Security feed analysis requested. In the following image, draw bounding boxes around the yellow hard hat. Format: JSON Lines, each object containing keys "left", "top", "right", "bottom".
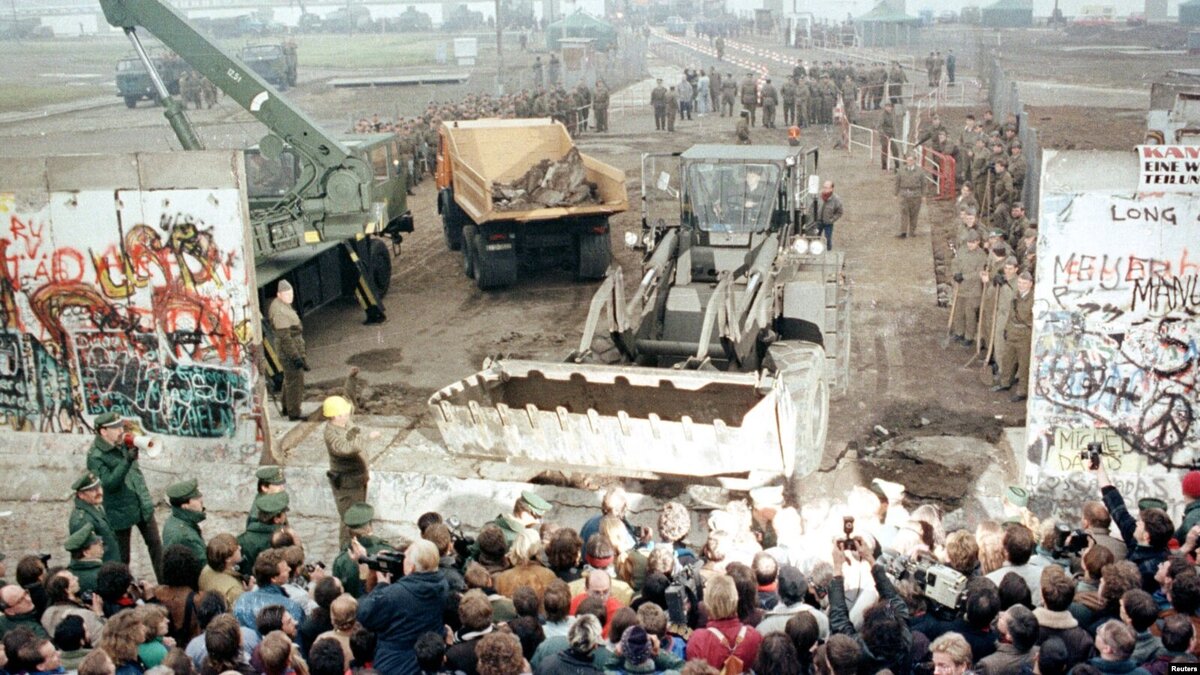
{"left": 323, "top": 396, "right": 353, "bottom": 418}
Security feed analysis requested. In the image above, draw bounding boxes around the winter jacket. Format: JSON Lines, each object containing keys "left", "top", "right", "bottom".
{"left": 357, "top": 571, "right": 449, "bottom": 675}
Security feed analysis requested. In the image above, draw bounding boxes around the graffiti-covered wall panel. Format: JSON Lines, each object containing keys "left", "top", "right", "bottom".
{"left": 0, "top": 152, "right": 258, "bottom": 439}
{"left": 1028, "top": 151, "right": 1199, "bottom": 511}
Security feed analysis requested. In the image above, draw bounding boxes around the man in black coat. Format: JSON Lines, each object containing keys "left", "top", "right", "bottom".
{"left": 356, "top": 540, "right": 448, "bottom": 675}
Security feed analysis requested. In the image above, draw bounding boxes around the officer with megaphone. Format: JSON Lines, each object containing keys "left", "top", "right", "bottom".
{"left": 85, "top": 412, "right": 162, "bottom": 582}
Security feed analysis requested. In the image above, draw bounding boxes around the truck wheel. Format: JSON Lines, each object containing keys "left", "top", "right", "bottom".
{"left": 473, "top": 233, "right": 517, "bottom": 290}
{"left": 367, "top": 238, "right": 392, "bottom": 296}
{"left": 576, "top": 229, "right": 611, "bottom": 280}
{"left": 765, "top": 341, "right": 829, "bottom": 478}
{"left": 442, "top": 194, "right": 468, "bottom": 252}
{"left": 124, "top": 96, "right": 138, "bottom": 109}
{"left": 461, "top": 224, "right": 478, "bottom": 278}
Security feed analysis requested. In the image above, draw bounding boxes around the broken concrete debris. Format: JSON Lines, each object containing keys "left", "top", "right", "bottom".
{"left": 492, "top": 147, "right": 600, "bottom": 210}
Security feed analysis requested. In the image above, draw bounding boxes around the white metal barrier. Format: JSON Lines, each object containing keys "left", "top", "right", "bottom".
{"left": 847, "top": 123, "right": 875, "bottom": 160}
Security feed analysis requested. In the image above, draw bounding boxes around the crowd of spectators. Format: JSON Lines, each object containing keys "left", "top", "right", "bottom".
{"left": 4, "top": 457, "right": 1200, "bottom": 675}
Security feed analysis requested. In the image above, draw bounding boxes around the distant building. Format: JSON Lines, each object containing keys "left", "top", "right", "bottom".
{"left": 855, "top": 1, "right": 921, "bottom": 47}
{"left": 1182, "top": 0, "right": 1200, "bottom": 24}
{"left": 981, "top": 0, "right": 1034, "bottom": 27}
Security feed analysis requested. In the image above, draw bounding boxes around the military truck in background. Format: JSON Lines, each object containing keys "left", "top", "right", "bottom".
{"left": 115, "top": 49, "right": 187, "bottom": 107}
{"left": 239, "top": 42, "right": 298, "bottom": 90}
{"left": 430, "top": 145, "right": 850, "bottom": 486}
{"left": 393, "top": 7, "right": 435, "bottom": 32}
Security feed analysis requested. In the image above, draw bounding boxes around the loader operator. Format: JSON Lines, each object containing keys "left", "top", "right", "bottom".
{"left": 710, "top": 166, "right": 771, "bottom": 231}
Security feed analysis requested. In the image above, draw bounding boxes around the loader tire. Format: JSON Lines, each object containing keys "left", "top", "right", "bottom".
{"left": 124, "top": 96, "right": 139, "bottom": 108}
{"left": 367, "top": 238, "right": 392, "bottom": 296}
{"left": 473, "top": 233, "right": 517, "bottom": 290}
{"left": 765, "top": 340, "right": 829, "bottom": 478}
{"left": 576, "top": 228, "right": 611, "bottom": 280}
{"left": 461, "top": 224, "right": 478, "bottom": 278}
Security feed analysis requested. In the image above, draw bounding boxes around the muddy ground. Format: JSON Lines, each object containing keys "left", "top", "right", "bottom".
{"left": 0, "top": 23, "right": 1177, "bottom": 507}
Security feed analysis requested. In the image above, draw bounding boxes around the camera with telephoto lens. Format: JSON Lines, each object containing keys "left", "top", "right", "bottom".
{"left": 665, "top": 561, "right": 705, "bottom": 625}
{"left": 446, "top": 517, "right": 475, "bottom": 561}
{"left": 79, "top": 590, "right": 94, "bottom": 606}
{"left": 362, "top": 551, "right": 405, "bottom": 576}
{"left": 880, "top": 552, "right": 968, "bottom": 611}
{"left": 1079, "top": 441, "right": 1103, "bottom": 470}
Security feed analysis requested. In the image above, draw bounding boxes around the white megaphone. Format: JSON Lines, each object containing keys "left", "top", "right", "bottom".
{"left": 124, "top": 433, "right": 162, "bottom": 459}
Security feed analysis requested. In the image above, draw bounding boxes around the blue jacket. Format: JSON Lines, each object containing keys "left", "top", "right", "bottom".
{"left": 232, "top": 584, "right": 305, "bottom": 634}
{"left": 357, "top": 571, "right": 448, "bottom": 675}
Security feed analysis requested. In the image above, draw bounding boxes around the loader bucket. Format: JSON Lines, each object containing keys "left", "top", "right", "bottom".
{"left": 428, "top": 358, "right": 822, "bottom": 479}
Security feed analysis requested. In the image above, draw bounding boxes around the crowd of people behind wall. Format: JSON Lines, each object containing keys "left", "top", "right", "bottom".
{"left": 6, "top": 409, "right": 1200, "bottom": 675}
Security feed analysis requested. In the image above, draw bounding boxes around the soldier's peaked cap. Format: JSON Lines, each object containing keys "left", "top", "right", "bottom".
{"left": 255, "top": 491, "right": 290, "bottom": 516}
{"left": 344, "top": 502, "right": 374, "bottom": 528}
{"left": 64, "top": 523, "right": 99, "bottom": 553}
{"left": 519, "top": 491, "right": 551, "bottom": 516}
{"left": 72, "top": 471, "right": 100, "bottom": 492}
{"left": 256, "top": 465, "right": 286, "bottom": 485}
{"left": 94, "top": 412, "right": 123, "bottom": 429}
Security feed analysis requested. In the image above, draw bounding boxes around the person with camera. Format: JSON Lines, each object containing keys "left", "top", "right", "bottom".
{"left": 68, "top": 472, "right": 120, "bottom": 565}
{"left": 827, "top": 538, "right": 913, "bottom": 675}
{"left": 355, "top": 539, "right": 449, "bottom": 674}
{"left": 332, "top": 503, "right": 394, "bottom": 599}
{"left": 65, "top": 525, "right": 107, "bottom": 596}
{"left": 757, "top": 565, "right": 830, "bottom": 640}
{"left": 984, "top": 524, "right": 1043, "bottom": 605}
{"left": 86, "top": 412, "right": 162, "bottom": 583}
{"left": 1080, "top": 501, "right": 1128, "bottom": 562}
{"left": 1092, "top": 459, "right": 1173, "bottom": 593}
{"left": 40, "top": 570, "right": 105, "bottom": 645}
{"left": 161, "top": 479, "right": 207, "bottom": 565}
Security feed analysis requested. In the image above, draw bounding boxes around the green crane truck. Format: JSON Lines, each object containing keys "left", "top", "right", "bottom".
{"left": 98, "top": 0, "right": 412, "bottom": 375}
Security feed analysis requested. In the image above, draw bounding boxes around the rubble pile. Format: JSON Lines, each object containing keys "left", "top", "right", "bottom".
{"left": 492, "top": 147, "right": 600, "bottom": 211}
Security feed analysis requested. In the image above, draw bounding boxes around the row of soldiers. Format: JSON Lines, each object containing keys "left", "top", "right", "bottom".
{"left": 792, "top": 58, "right": 908, "bottom": 111}
{"left": 947, "top": 193, "right": 1039, "bottom": 403}
{"left": 177, "top": 70, "right": 219, "bottom": 110}
{"left": 351, "top": 81, "right": 613, "bottom": 186}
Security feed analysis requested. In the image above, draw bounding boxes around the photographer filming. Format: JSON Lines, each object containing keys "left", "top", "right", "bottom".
{"left": 86, "top": 411, "right": 161, "bottom": 582}
{"left": 355, "top": 539, "right": 448, "bottom": 675}
{"left": 1091, "top": 453, "right": 1173, "bottom": 593}
{"left": 828, "top": 538, "right": 913, "bottom": 675}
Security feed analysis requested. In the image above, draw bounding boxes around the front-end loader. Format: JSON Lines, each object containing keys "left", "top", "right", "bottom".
{"left": 429, "top": 145, "right": 850, "bottom": 484}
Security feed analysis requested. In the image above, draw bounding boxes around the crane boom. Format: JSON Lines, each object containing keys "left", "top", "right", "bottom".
{"left": 99, "top": 0, "right": 373, "bottom": 239}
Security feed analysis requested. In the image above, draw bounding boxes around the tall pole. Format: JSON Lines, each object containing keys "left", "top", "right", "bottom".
{"left": 496, "top": 0, "right": 505, "bottom": 94}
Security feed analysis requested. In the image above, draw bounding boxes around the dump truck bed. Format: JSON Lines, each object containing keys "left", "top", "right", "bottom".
{"left": 442, "top": 118, "right": 628, "bottom": 224}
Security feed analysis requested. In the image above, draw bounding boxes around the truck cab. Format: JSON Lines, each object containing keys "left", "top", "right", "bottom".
{"left": 115, "top": 51, "right": 184, "bottom": 107}
{"left": 239, "top": 44, "right": 291, "bottom": 89}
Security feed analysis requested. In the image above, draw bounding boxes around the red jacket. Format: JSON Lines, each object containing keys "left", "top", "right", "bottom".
{"left": 685, "top": 617, "right": 763, "bottom": 671}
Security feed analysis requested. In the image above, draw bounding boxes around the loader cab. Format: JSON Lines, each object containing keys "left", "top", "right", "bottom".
{"left": 673, "top": 145, "right": 817, "bottom": 284}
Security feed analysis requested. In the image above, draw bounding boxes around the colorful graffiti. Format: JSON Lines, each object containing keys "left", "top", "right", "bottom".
{"left": 0, "top": 180, "right": 255, "bottom": 438}
{"left": 1029, "top": 174, "right": 1200, "bottom": 509}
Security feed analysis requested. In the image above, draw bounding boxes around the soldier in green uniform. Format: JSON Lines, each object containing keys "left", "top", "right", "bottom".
{"left": 878, "top": 102, "right": 896, "bottom": 171}
{"left": 486, "top": 491, "right": 551, "bottom": 551}
{"left": 269, "top": 280, "right": 307, "bottom": 421}
{"left": 971, "top": 137, "right": 990, "bottom": 200}
{"left": 720, "top": 73, "right": 737, "bottom": 118}
{"left": 895, "top": 153, "right": 925, "bottom": 238}
{"left": 650, "top": 79, "right": 667, "bottom": 131}
{"left": 760, "top": 78, "right": 778, "bottom": 129}
{"left": 950, "top": 231, "right": 988, "bottom": 346}
{"left": 68, "top": 471, "right": 120, "bottom": 564}
{"left": 665, "top": 86, "right": 678, "bottom": 132}
{"left": 323, "top": 396, "right": 380, "bottom": 548}
{"left": 65, "top": 524, "right": 105, "bottom": 596}
{"left": 247, "top": 465, "right": 287, "bottom": 526}
{"left": 1008, "top": 141, "right": 1027, "bottom": 197}
{"left": 735, "top": 110, "right": 751, "bottom": 145}
{"left": 1006, "top": 202, "right": 1030, "bottom": 248}
{"left": 989, "top": 158, "right": 1015, "bottom": 227}
{"left": 331, "top": 503, "right": 393, "bottom": 598}
{"left": 161, "top": 478, "right": 207, "bottom": 563}
{"left": 739, "top": 72, "right": 758, "bottom": 127}
{"left": 86, "top": 411, "right": 161, "bottom": 581}
{"left": 780, "top": 76, "right": 797, "bottom": 127}
{"left": 237, "top": 492, "right": 289, "bottom": 577}
{"left": 593, "top": 80, "right": 609, "bottom": 132}
{"left": 993, "top": 272, "right": 1035, "bottom": 402}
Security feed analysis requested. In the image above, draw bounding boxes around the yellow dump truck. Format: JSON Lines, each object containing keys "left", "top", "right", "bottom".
{"left": 436, "top": 118, "right": 629, "bottom": 290}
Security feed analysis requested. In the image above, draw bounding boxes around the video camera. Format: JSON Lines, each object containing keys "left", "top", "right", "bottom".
{"left": 1052, "top": 524, "right": 1089, "bottom": 559}
{"left": 880, "top": 552, "right": 967, "bottom": 611}
{"left": 1079, "top": 441, "right": 1102, "bottom": 470}
{"left": 362, "top": 551, "right": 405, "bottom": 577}
{"left": 665, "top": 561, "right": 704, "bottom": 626}
{"left": 446, "top": 517, "right": 475, "bottom": 561}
